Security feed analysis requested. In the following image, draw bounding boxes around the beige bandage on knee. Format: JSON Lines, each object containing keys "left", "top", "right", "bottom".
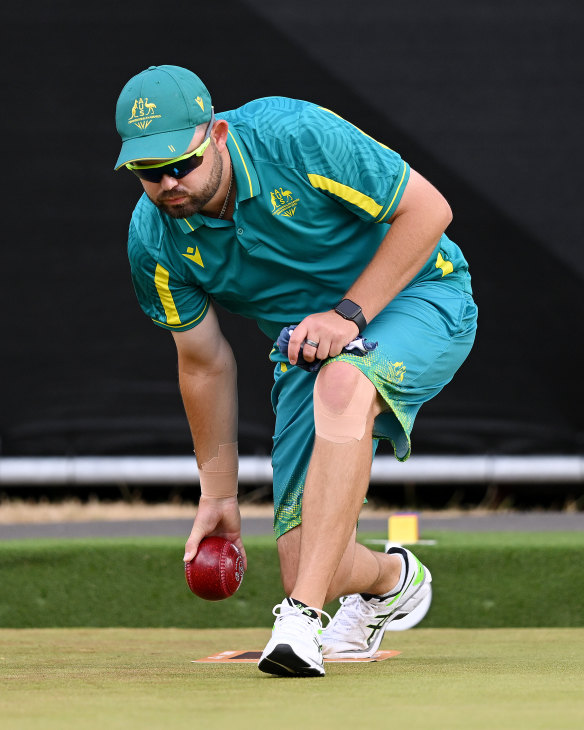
{"left": 197, "top": 442, "right": 239, "bottom": 498}
{"left": 313, "top": 375, "right": 375, "bottom": 444}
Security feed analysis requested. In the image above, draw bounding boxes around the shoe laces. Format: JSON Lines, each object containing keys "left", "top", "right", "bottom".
{"left": 272, "top": 601, "right": 332, "bottom": 636}
{"left": 327, "top": 594, "right": 379, "bottom": 634}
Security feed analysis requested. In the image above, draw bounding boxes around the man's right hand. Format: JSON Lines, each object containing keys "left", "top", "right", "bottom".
{"left": 183, "top": 495, "right": 247, "bottom": 569}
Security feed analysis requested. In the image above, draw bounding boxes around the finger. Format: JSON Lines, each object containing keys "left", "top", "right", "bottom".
{"left": 302, "top": 338, "right": 319, "bottom": 362}
{"left": 329, "top": 335, "right": 349, "bottom": 357}
{"left": 288, "top": 324, "right": 307, "bottom": 365}
{"left": 314, "top": 336, "right": 333, "bottom": 361}
{"left": 183, "top": 523, "right": 210, "bottom": 562}
{"left": 329, "top": 324, "right": 358, "bottom": 357}
{"left": 234, "top": 538, "right": 248, "bottom": 571}
{"left": 183, "top": 540, "right": 201, "bottom": 563}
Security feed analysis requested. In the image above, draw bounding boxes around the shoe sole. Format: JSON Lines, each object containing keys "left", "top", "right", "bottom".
{"left": 323, "top": 572, "right": 433, "bottom": 659}
{"left": 258, "top": 644, "right": 325, "bottom": 677}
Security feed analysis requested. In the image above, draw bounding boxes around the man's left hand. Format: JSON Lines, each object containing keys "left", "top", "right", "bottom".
{"left": 287, "top": 310, "right": 359, "bottom": 365}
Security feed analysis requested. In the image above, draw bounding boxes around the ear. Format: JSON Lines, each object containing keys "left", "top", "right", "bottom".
{"left": 212, "top": 119, "right": 229, "bottom": 151}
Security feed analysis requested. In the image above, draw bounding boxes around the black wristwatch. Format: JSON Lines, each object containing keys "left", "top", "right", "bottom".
{"left": 334, "top": 298, "right": 367, "bottom": 333}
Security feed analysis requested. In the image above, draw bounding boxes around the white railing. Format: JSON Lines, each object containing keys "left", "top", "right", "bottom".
{"left": 0, "top": 455, "right": 582, "bottom": 485}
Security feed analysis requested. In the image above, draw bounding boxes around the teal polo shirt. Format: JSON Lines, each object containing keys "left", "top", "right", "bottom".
{"left": 128, "top": 97, "right": 469, "bottom": 340}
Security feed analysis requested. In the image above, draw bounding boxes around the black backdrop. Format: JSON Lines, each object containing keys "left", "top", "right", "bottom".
{"left": 2, "top": 0, "right": 582, "bottom": 460}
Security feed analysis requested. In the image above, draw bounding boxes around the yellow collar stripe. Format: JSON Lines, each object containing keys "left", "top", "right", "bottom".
{"left": 228, "top": 129, "right": 254, "bottom": 197}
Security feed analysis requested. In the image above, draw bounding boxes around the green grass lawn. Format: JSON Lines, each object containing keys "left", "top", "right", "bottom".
{"left": 1, "top": 628, "right": 583, "bottom": 730}
{"left": 0, "top": 531, "right": 582, "bottom": 628}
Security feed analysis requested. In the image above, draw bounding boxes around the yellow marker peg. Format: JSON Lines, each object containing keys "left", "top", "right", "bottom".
{"left": 388, "top": 513, "right": 419, "bottom": 545}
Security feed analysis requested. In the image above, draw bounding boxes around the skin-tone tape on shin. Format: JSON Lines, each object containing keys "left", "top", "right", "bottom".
{"left": 313, "top": 375, "right": 375, "bottom": 444}
{"left": 198, "top": 442, "right": 239, "bottom": 498}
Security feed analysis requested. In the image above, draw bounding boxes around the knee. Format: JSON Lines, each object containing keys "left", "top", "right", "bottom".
{"left": 313, "top": 363, "right": 377, "bottom": 443}
{"left": 315, "top": 362, "right": 367, "bottom": 413}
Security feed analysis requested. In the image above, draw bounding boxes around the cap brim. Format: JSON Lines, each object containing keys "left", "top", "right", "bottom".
{"left": 114, "top": 127, "right": 196, "bottom": 170}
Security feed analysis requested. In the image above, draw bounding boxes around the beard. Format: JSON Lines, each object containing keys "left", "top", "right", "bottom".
{"left": 150, "top": 142, "right": 223, "bottom": 219}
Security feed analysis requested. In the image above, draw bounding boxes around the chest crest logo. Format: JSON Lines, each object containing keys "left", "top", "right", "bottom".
{"left": 128, "top": 97, "right": 162, "bottom": 130}
{"left": 270, "top": 187, "right": 299, "bottom": 217}
{"left": 182, "top": 246, "right": 204, "bottom": 268}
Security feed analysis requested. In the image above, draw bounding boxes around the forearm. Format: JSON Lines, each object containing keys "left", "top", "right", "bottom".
{"left": 178, "top": 339, "right": 245, "bottom": 563}
{"left": 177, "top": 338, "right": 239, "bottom": 494}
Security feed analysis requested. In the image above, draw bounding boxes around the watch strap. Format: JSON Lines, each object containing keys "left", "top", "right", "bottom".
{"left": 334, "top": 299, "right": 367, "bottom": 333}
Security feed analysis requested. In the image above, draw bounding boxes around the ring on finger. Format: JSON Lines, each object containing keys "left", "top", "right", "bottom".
{"left": 305, "top": 339, "right": 319, "bottom": 348}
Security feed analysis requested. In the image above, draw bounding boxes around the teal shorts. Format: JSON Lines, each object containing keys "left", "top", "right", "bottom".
{"left": 268, "top": 281, "right": 478, "bottom": 538}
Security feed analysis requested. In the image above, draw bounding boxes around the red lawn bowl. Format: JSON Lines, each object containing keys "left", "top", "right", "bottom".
{"left": 185, "top": 536, "right": 245, "bottom": 601}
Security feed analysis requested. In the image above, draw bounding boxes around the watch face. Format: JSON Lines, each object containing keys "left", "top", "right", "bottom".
{"left": 336, "top": 299, "right": 361, "bottom": 319}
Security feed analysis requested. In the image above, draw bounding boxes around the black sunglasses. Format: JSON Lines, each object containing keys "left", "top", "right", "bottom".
{"left": 126, "top": 112, "right": 215, "bottom": 183}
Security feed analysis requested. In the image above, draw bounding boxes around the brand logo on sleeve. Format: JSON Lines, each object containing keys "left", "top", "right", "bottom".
{"left": 270, "top": 187, "right": 299, "bottom": 217}
{"left": 435, "top": 252, "right": 454, "bottom": 277}
{"left": 128, "top": 98, "right": 162, "bottom": 130}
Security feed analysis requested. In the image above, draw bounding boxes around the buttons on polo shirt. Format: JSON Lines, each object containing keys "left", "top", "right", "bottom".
{"left": 237, "top": 227, "right": 244, "bottom": 235}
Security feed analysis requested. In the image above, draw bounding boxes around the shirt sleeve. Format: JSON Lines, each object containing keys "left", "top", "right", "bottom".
{"left": 298, "top": 104, "right": 410, "bottom": 223}
{"left": 128, "top": 217, "right": 210, "bottom": 332}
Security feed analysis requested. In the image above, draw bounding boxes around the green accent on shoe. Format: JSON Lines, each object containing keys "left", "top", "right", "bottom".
{"left": 413, "top": 557, "right": 425, "bottom": 586}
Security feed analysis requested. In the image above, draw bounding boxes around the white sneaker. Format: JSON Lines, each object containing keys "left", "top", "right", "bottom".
{"left": 258, "top": 598, "right": 331, "bottom": 677}
{"left": 322, "top": 546, "right": 432, "bottom": 659}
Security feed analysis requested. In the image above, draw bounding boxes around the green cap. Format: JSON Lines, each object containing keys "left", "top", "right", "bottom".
{"left": 114, "top": 65, "right": 212, "bottom": 170}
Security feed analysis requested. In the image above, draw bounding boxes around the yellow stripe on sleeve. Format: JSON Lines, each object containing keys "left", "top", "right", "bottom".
{"left": 154, "top": 264, "right": 182, "bottom": 326}
{"left": 307, "top": 174, "right": 383, "bottom": 218}
{"left": 152, "top": 297, "right": 209, "bottom": 329}
{"left": 377, "top": 161, "right": 408, "bottom": 223}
